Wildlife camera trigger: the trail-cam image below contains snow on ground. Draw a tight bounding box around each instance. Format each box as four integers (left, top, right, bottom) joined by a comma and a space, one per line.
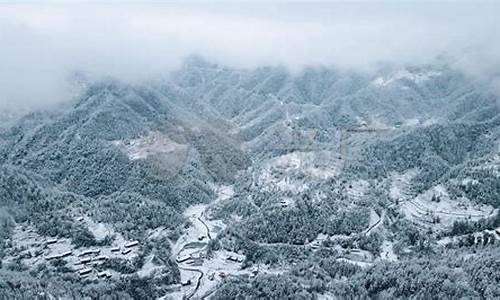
84, 216, 115, 240
365, 209, 385, 236
402, 184, 496, 228
166, 183, 292, 299
437, 226, 500, 247
168, 184, 252, 298
403, 118, 421, 127
4, 225, 73, 267
138, 254, 162, 278
274, 176, 309, 193
171, 204, 209, 257
436, 236, 453, 247
4, 223, 140, 281
371, 70, 441, 87
192, 249, 250, 297
367, 209, 381, 229
461, 178, 480, 186
346, 179, 370, 202
317, 292, 339, 299
81, 216, 132, 251
305, 233, 328, 249
111, 131, 187, 161
422, 118, 440, 127
335, 247, 376, 268
389, 169, 418, 201
215, 184, 234, 201
379, 240, 397, 261
336, 257, 373, 268
471, 153, 500, 177
146, 226, 167, 240
257, 151, 339, 193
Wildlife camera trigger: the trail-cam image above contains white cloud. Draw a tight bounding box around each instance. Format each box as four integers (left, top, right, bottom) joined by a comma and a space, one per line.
0, 2, 499, 110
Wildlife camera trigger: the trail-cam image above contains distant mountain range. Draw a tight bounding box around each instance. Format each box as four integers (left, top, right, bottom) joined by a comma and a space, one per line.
0, 57, 499, 299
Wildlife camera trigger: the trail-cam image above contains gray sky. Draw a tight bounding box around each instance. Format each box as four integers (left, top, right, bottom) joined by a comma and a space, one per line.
1, 1, 499, 110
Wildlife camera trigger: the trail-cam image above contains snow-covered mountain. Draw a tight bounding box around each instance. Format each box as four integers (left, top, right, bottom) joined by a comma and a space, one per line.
0, 58, 499, 299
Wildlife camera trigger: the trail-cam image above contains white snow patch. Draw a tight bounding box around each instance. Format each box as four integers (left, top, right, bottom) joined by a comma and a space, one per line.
111, 131, 187, 161
84, 217, 114, 240
389, 169, 418, 201
372, 70, 441, 87
346, 179, 370, 202
461, 178, 479, 186
380, 240, 397, 261
437, 225, 500, 247
402, 184, 496, 228
336, 257, 373, 268
404, 118, 421, 127
4, 223, 140, 280
138, 254, 162, 278
367, 209, 380, 229
257, 151, 339, 193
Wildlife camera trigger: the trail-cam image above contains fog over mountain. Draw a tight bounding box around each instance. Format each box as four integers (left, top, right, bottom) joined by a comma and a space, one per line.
1, 2, 500, 110
1, 2, 500, 299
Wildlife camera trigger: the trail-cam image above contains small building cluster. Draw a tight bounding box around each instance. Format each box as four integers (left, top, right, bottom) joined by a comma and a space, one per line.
41, 238, 140, 279
124, 240, 139, 248
249, 266, 259, 278
78, 249, 101, 257
45, 250, 72, 261
226, 255, 243, 263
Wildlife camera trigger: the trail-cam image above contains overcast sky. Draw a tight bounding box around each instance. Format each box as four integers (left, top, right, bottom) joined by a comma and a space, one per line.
1, 1, 499, 110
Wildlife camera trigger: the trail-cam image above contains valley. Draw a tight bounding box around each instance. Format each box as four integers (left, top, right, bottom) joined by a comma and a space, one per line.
1, 60, 500, 299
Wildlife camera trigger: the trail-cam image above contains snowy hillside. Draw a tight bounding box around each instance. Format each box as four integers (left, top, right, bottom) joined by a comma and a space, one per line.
0, 58, 499, 299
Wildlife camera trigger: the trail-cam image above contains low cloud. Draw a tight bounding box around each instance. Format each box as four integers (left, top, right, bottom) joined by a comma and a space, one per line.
1, 2, 499, 110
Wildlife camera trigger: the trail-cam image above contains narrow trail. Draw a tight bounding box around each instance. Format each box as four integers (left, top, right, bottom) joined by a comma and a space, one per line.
185, 215, 211, 299
200, 288, 217, 300
198, 213, 212, 240
175, 195, 225, 299
178, 267, 204, 300
364, 211, 385, 235
174, 203, 218, 300
406, 199, 496, 218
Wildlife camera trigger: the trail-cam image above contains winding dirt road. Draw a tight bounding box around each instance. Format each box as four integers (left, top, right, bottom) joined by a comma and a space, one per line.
174, 185, 235, 300
176, 210, 212, 300
179, 267, 204, 300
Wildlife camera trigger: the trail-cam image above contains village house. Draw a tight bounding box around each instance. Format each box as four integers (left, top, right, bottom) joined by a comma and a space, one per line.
226, 255, 243, 263
78, 249, 100, 257
98, 271, 111, 278
46, 239, 58, 245
79, 268, 92, 276
79, 257, 91, 264
94, 255, 108, 261
61, 251, 72, 258
45, 254, 62, 260
124, 241, 139, 248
